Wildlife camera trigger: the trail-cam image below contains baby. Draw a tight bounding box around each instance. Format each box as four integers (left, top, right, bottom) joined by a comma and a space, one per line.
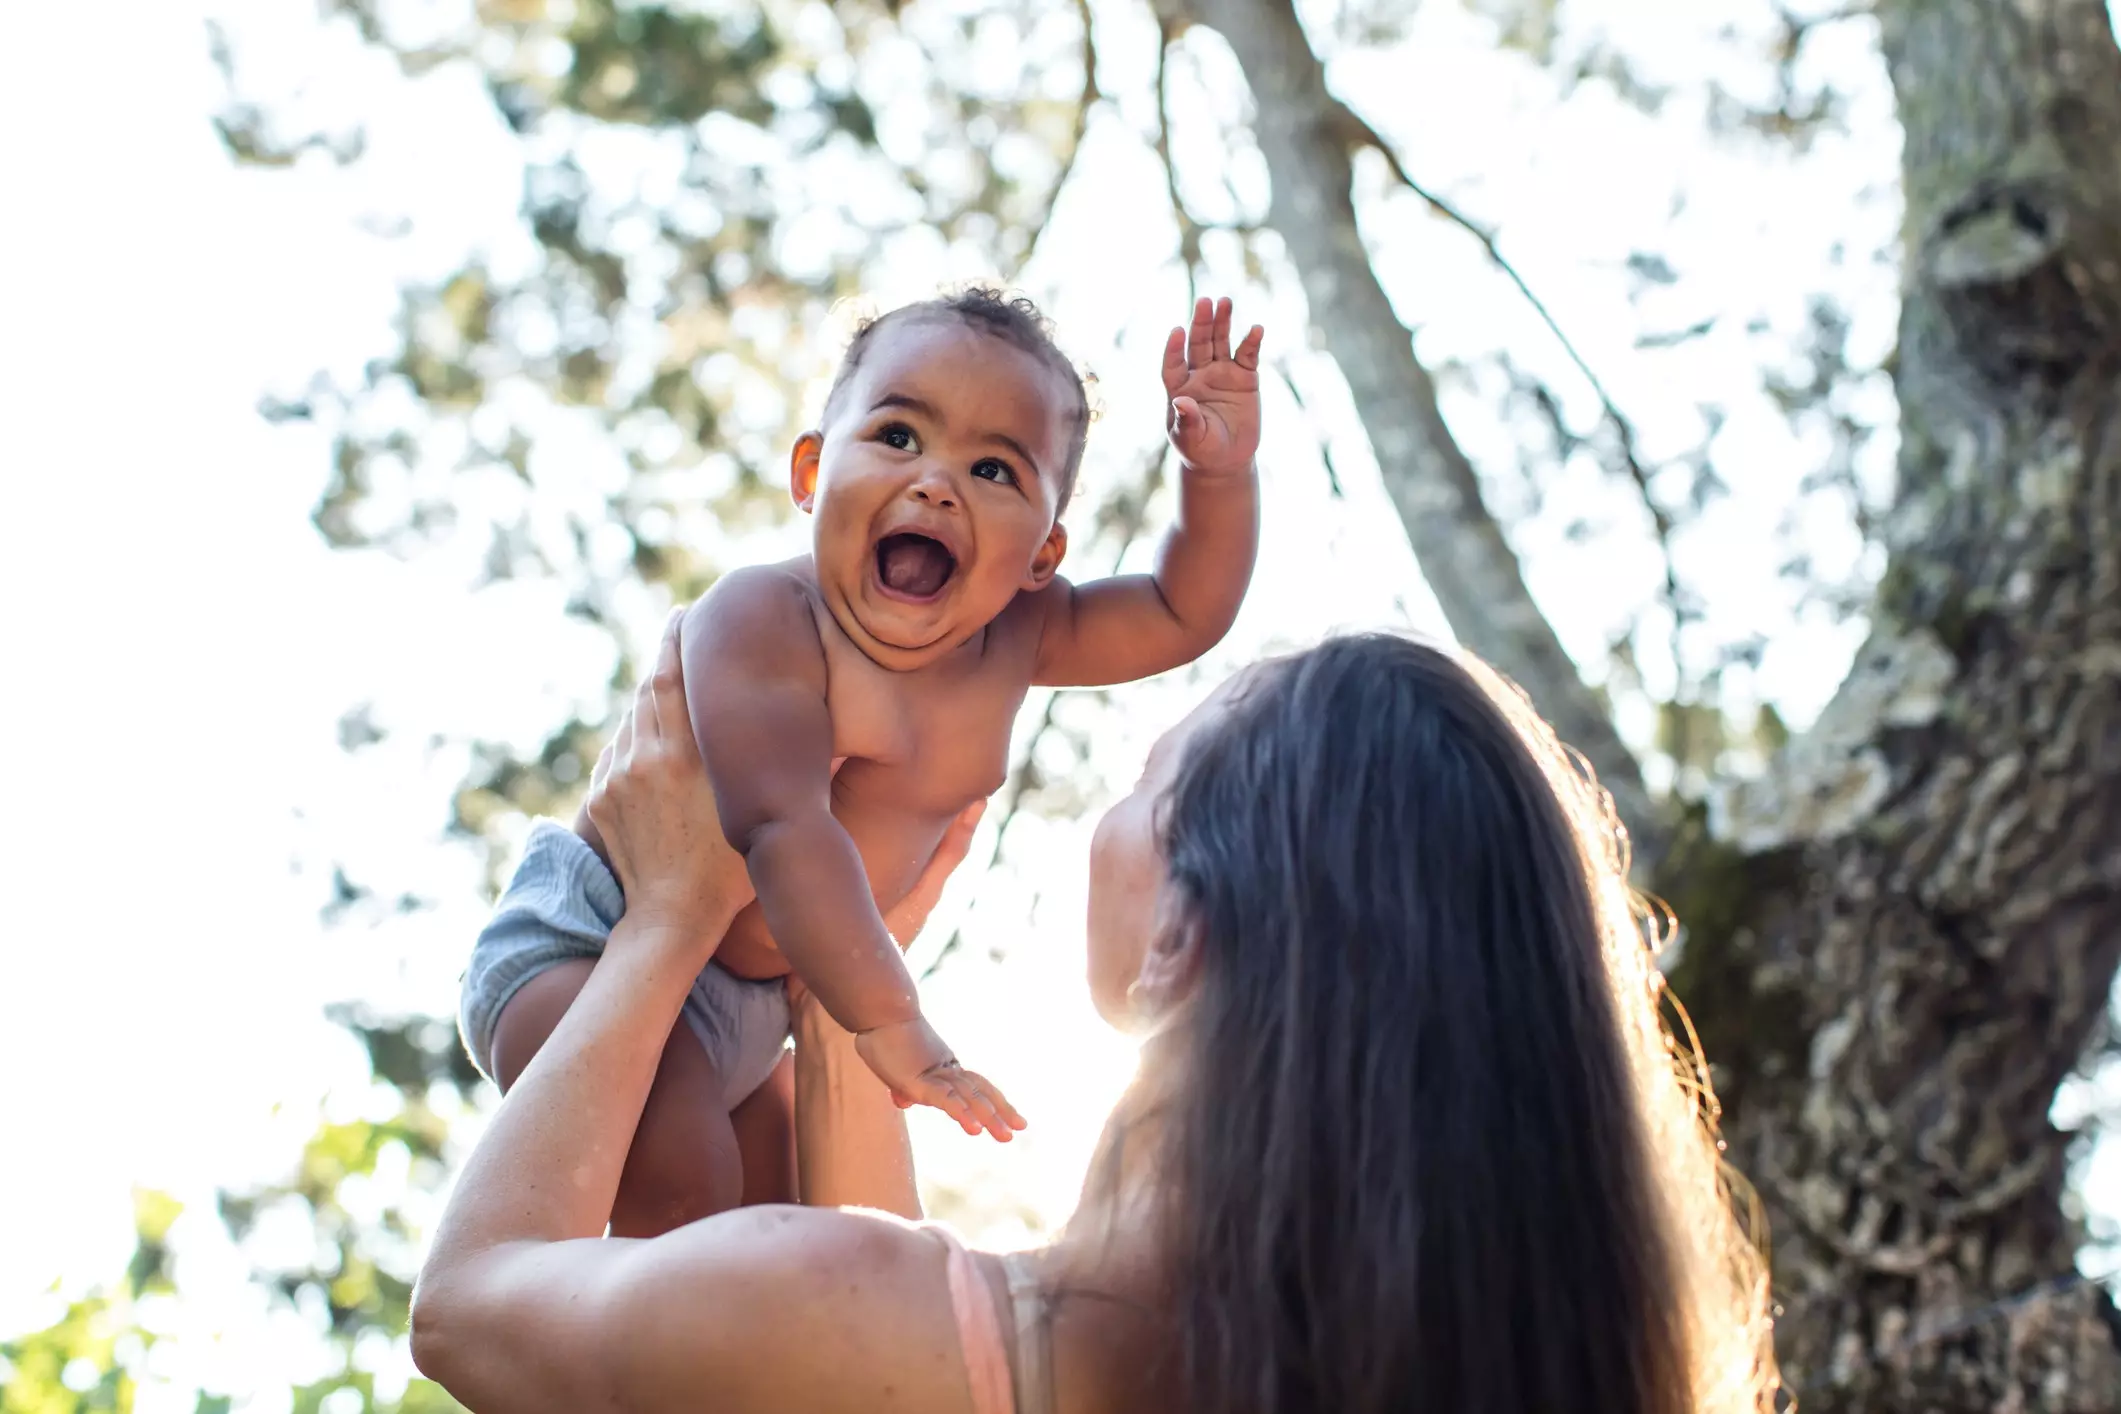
460, 288, 1263, 1231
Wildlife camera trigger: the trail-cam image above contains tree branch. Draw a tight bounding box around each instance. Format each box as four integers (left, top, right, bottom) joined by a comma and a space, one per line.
1154, 17, 1203, 271
1151, 0, 1661, 858
1017, 0, 1102, 276
1348, 116, 1691, 672
1277, 357, 1346, 497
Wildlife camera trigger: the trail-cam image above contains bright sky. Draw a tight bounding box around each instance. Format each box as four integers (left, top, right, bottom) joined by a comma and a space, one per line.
3, 0, 2115, 1406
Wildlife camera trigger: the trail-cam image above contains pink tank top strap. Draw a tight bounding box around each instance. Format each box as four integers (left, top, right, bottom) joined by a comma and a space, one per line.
928, 1223, 1016, 1414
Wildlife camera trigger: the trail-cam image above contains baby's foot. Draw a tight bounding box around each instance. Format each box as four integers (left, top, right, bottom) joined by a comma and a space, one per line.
855, 1016, 1026, 1141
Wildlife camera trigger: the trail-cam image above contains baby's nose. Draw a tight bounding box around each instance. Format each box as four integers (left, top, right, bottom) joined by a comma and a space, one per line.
910, 479, 958, 510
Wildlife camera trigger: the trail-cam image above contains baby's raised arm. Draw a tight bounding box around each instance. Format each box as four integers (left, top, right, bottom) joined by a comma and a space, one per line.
1033, 297, 1264, 687
682, 569, 1020, 1141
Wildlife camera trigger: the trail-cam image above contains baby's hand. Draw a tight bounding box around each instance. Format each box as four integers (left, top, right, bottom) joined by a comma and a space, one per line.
1162, 295, 1265, 478
855, 1015, 1026, 1142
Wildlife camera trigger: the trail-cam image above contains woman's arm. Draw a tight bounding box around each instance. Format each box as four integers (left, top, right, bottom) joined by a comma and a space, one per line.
410, 614, 745, 1396
422, 634, 748, 1269
409, 615, 984, 1414
793, 995, 920, 1214
415, 614, 1001, 1414
413, 923, 974, 1414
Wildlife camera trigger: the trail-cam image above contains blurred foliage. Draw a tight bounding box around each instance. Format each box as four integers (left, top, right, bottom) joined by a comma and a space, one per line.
1467, 0, 1860, 147
224, 0, 1090, 577
0, 1248, 153, 1408
211, 1011, 472, 1414
1, 1192, 203, 1413
452, 715, 607, 841
0, 1032, 485, 1411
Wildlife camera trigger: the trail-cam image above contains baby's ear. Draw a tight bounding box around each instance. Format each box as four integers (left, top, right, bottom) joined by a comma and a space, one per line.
789, 432, 824, 512
1024, 520, 1068, 589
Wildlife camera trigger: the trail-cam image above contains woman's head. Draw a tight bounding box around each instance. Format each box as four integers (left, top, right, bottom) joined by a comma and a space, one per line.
1086, 633, 1773, 1414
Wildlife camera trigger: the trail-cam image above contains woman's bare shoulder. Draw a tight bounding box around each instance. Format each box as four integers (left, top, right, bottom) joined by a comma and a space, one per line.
592, 1204, 981, 1414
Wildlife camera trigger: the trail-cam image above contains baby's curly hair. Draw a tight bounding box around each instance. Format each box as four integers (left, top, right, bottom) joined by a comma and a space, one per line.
822, 285, 1096, 513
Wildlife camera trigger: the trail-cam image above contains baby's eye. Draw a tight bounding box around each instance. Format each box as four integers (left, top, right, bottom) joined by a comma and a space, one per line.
971, 458, 1017, 487
879, 423, 919, 453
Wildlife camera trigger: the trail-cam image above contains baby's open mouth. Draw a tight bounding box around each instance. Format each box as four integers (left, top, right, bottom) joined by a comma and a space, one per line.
875, 532, 957, 600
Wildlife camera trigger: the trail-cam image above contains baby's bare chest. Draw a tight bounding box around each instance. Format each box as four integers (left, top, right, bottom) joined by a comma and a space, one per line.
823, 650, 1031, 817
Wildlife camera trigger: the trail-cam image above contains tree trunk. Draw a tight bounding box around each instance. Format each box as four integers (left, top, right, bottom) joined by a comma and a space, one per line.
1674, 1, 2121, 1404
1147, 0, 1657, 847
1183, 0, 2121, 1405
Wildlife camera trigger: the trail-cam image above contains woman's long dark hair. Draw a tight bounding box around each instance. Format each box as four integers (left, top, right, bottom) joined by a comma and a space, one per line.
1156, 634, 1774, 1414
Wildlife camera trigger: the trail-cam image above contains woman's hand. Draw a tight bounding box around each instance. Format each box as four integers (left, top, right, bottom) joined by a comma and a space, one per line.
886, 800, 984, 947
585, 609, 753, 945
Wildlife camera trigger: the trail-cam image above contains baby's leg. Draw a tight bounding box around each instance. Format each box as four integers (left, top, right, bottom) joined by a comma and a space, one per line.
490, 959, 744, 1236
731, 1051, 797, 1206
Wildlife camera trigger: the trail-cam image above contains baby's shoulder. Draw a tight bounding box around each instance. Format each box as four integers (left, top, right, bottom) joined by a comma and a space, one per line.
984, 582, 1057, 658
954, 580, 1063, 682
688, 558, 823, 631
680, 559, 832, 685
923, 585, 1050, 692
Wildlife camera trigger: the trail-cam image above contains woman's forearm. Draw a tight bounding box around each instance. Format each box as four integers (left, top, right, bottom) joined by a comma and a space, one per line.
423, 911, 733, 1277
792, 991, 921, 1218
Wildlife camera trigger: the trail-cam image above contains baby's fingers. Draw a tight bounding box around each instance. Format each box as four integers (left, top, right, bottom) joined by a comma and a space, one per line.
908, 1072, 987, 1136
945, 1067, 1024, 1141
915, 1066, 1023, 1141
1234, 323, 1264, 372
1185, 295, 1214, 371
1161, 324, 1187, 395
959, 1068, 1027, 1135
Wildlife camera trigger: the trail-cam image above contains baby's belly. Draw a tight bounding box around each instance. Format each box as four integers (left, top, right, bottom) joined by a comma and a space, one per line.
714, 801, 958, 981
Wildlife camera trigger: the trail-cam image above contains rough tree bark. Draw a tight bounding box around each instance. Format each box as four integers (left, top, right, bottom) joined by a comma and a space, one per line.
1172, 0, 2121, 1407
1683, 1, 2121, 1404
1146, 0, 1657, 847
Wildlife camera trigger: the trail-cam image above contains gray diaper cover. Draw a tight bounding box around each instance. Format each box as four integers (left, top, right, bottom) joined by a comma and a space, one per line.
458, 820, 791, 1108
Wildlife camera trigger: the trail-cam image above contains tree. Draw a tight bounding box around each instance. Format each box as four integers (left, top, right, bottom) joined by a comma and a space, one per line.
206, 0, 2121, 1408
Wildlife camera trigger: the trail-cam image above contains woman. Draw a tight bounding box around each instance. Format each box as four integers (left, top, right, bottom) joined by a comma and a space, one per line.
411, 618, 1778, 1413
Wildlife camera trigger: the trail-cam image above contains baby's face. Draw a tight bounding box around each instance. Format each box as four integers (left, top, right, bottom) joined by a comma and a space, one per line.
799, 317, 1074, 666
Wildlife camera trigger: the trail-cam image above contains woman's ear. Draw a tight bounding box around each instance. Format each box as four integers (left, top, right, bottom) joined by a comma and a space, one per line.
789, 432, 823, 512
1023, 521, 1068, 590
1129, 911, 1203, 1030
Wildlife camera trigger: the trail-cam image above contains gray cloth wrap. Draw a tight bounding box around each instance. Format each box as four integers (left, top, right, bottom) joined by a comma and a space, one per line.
457, 820, 791, 1108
